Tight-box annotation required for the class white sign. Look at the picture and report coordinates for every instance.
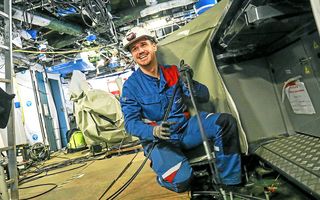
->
[285,81,316,114]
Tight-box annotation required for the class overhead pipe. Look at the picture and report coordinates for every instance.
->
[11,8,84,36]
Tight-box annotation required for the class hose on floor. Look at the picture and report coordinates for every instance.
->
[98,151,139,199]
[19,183,58,200]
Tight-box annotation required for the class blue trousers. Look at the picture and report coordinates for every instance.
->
[143,112,241,192]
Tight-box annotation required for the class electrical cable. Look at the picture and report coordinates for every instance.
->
[28,142,50,162]
[80,0,117,42]
[19,183,58,200]
[22,1,33,30]
[129,0,135,7]
[19,163,87,185]
[105,143,156,200]
[19,171,43,184]
[80,0,94,27]
[98,151,139,200]
[19,152,102,184]
[100,73,182,199]
[35,156,88,171]
[18,157,101,200]
[50,0,56,16]
[81,0,110,28]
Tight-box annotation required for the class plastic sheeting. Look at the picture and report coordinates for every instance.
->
[46,59,95,76]
[157,0,248,153]
[69,71,132,146]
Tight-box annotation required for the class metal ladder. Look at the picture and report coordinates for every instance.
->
[0,0,19,199]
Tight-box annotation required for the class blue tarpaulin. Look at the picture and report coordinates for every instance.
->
[195,0,217,15]
[46,59,95,75]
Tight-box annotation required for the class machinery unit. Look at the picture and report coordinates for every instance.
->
[212,0,320,198]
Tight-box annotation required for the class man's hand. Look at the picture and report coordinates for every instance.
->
[179,64,194,87]
[152,121,175,140]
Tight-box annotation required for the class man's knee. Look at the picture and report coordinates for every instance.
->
[216,113,240,154]
[157,173,192,193]
[216,113,237,128]
[157,160,193,193]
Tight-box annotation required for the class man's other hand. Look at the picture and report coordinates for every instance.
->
[179,64,194,86]
[152,121,175,140]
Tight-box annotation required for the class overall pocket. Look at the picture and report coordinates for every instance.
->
[139,95,162,121]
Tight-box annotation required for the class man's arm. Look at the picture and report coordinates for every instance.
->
[120,85,155,141]
[180,78,210,103]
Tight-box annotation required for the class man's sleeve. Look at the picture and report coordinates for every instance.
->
[180,78,209,103]
[120,85,155,141]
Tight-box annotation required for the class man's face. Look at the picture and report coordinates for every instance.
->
[129,37,157,67]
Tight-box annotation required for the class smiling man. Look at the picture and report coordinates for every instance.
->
[120,27,242,193]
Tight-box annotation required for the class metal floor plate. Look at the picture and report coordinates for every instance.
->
[255,134,320,199]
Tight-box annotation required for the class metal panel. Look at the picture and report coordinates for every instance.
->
[301,32,320,87]
[218,58,287,143]
[49,79,68,147]
[35,72,57,151]
[268,33,320,137]
[245,5,284,24]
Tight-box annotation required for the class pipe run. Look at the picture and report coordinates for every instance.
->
[12,9,84,36]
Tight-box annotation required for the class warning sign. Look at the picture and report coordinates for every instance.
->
[285,82,316,114]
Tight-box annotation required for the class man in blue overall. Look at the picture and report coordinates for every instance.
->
[120,27,241,192]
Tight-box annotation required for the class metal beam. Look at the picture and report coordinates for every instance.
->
[3,0,19,199]
[245,4,284,24]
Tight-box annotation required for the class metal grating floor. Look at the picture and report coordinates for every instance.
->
[255,134,320,199]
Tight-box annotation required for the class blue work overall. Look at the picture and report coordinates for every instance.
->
[120,65,241,192]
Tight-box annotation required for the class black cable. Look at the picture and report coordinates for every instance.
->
[80,0,112,32]
[19,153,99,184]
[106,143,156,200]
[19,171,43,184]
[22,1,34,30]
[80,0,94,27]
[98,151,139,200]
[19,183,58,200]
[19,163,87,185]
[31,153,90,172]
[164,79,180,121]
